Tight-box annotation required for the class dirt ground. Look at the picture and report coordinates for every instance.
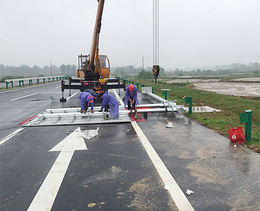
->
[167,77,260,98]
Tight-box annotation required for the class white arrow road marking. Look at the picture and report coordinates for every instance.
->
[27,127,87,211]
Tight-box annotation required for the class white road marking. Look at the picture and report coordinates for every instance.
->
[67,92,78,101]
[11,93,38,101]
[56,86,61,88]
[112,89,124,106]
[131,121,195,211]
[27,127,87,211]
[0,128,24,145]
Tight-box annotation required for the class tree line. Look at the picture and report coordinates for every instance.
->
[0,64,76,78]
[1,62,259,80]
[111,62,260,79]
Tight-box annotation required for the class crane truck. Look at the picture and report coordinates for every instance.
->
[60,0,125,102]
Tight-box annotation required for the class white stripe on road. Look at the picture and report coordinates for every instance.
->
[67,92,78,100]
[0,128,24,146]
[131,121,195,211]
[112,89,124,106]
[11,93,38,101]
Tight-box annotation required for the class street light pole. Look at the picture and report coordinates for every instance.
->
[50,60,52,76]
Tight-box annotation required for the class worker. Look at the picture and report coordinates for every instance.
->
[99,91,119,118]
[124,84,138,111]
[83,89,99,104]
[78,92,94,114]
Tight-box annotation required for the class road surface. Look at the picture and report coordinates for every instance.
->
[0,82,259,211]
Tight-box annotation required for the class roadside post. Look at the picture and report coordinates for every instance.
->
[19,80,24,87]
[161,89,171,100]
[136,83,139,91]
[185,96,193,114]
[240,110,252,141]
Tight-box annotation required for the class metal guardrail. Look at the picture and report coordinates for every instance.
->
[5,75,67,89]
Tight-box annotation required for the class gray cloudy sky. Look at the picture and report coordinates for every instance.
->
[0,0,259,70]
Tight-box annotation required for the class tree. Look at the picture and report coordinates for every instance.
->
[138,70,153,79]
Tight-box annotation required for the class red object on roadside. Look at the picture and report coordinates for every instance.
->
[228,127,245,143]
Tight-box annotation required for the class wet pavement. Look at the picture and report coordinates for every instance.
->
[137,113,260,211]
[0,83,260,211]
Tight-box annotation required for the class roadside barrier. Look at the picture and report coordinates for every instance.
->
[240,110,252,141]
[5,75,67,89]
[185,96,193,114]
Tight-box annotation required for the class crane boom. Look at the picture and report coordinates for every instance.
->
[89,0,105,70]
[60,0,126,103]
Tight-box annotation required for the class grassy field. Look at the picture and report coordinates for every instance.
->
[132,79,260,152]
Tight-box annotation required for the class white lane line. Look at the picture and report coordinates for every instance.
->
[0,128,24,146]
[56,86,60,88]
[67,92,78,100]
[112,89,124,106]
[131,121,195,211]
[11,93,38,101]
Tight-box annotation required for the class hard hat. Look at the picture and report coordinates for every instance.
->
[88,95,93,103]
[129,84,134,92]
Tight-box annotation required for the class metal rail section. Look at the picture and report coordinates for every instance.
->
[142,87,186,115]
[22,88,186,126]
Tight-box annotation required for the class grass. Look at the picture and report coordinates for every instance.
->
[133,79,260,152]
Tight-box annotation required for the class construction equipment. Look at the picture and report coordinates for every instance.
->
[60,0,125,102]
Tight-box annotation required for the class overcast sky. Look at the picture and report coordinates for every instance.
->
[0,0,259,70]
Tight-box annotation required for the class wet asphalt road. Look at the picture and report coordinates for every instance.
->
[0,82,260,211]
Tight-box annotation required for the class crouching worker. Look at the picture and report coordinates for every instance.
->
[124,84,138,113]
[99,91,119,118]
[83,89,99,104]
[78,92,94,114]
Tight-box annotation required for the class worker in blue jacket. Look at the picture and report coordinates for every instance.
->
[78,92,94,114]
[83,89,99,104]
[124,84,138,111]
[99,91,119,118]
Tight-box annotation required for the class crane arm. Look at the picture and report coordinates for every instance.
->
[89,0,105,70]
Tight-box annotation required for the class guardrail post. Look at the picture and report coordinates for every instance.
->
[240,110,252,141]
[161,89,171,100]
[37,79,39,84]
[10,81,13,87]
[43,78,46,83]
[185,96,193,114]
[6,82,9,89]
[19,80,24,87]
[29,79,32,86]
[136,83,139,90]
[48,78,51,82]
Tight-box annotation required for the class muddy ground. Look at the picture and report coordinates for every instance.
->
[167,77,260,98]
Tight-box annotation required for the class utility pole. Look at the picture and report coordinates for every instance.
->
[142,56,144,70]
[153,0,160,84]
[50,60,52,76]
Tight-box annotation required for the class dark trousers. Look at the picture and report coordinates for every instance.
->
[104,104,110,112]
[128,96,136,110]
